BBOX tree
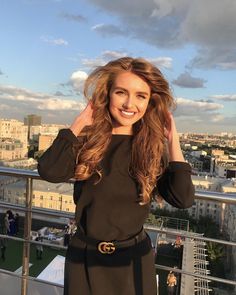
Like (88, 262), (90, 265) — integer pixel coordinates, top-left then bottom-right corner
(207, 242), (224, 262)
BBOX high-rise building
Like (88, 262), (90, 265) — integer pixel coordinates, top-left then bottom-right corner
(24, 114), (42, 126)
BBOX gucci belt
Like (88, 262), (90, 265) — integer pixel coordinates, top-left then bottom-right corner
(75, 228), (145, 255)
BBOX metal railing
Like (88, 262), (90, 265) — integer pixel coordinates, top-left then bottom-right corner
(0, 166), (236, 295)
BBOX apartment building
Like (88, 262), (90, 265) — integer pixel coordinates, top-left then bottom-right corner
(0, 138), (27, 160)
(3, 179), (75, 213)
(0, 119), (28, 160)
(29, 124), (66, 141)
(0, 119), (28, 146)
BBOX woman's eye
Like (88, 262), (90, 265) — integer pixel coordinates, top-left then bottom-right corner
(116, 91), (125, 96)
(138, 95), (146, 99)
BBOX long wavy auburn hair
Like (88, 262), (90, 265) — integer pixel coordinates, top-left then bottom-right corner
(74, 57), (175, 204)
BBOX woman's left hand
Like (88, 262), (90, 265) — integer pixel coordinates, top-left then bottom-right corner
(164, 112), (185, 162)
(164, 111), (175, 143)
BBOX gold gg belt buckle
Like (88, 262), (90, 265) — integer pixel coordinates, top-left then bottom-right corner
(98, 241), (116, 254)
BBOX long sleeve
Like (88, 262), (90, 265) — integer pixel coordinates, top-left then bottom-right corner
(37, 129), (80, 183)
(155, 161), (195, 209)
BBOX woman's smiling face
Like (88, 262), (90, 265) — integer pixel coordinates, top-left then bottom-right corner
(109, 71), (151, 134)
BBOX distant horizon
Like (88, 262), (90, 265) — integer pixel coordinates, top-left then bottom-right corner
(0, 1), (235, 133)
(1, 114), (236, 136)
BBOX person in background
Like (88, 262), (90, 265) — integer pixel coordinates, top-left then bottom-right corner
(38, 57), (195, 295)
(4, 213), (10, 235)
(6, 210), (16, 236)
(167, 271), (177, 295)
(35, 234), (43, 260)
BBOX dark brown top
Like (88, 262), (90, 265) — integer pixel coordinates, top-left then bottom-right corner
(37, 129), (195, 241)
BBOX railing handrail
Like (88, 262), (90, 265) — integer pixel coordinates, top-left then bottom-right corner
(1, 166), (236, 204)
(0, 230), (236, 287)
(1, 200), (235, 247)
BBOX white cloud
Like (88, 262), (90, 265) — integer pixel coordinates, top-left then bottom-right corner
(40, 35), (68, 46)
(211, 114), (224, 122)
(187, 48), (236, 70)
(173, 97), (229, 132)
(91, 23), (125, 37)
(172, 72), (207, 88)
(81, 50), (128, 69)
(81, 57), (106, 68)
(69, 71), (88, 92)
(60, 12), (87, 22)
(37, 98), (83, 110)
(87, 0), (236, 69)
(175, 97), (223, 118)
(0, 104), (10, 110)
(0, 84), (84, 111)
(0, 84), (87, 124)
(210, 94), (236, 102)
(80, 51), (172, 71)
(148, 57), (172, 69)
(102, 50), (128, 60)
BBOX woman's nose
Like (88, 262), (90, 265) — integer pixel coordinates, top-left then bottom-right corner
(122, 95), (134, 109)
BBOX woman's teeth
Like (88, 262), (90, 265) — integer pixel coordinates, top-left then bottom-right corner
(121, 110), (134, 116)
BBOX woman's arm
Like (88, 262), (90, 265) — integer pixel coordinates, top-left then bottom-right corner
(38, 102), (94, 183)
(37, 129), (80, 183)
(156, 162), (195, 209)
(155, 113), (195, 208)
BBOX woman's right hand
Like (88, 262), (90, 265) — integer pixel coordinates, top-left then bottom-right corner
(69, 101), (94, 136)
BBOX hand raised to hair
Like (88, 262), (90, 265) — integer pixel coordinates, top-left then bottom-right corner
(164, 112), (185, 162)
(164, 111), (176, 143)
(70, 101), (94, 136)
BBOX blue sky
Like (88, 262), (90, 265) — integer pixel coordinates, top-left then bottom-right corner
(0, 0), (236, 133)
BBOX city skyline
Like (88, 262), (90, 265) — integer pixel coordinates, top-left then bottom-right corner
(0, 0), (236, 133)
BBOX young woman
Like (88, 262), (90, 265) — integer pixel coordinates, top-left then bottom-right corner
(38, 57), (195, 295)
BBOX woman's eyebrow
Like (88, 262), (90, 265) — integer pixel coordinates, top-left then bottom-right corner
(113, 86), (127, 91)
